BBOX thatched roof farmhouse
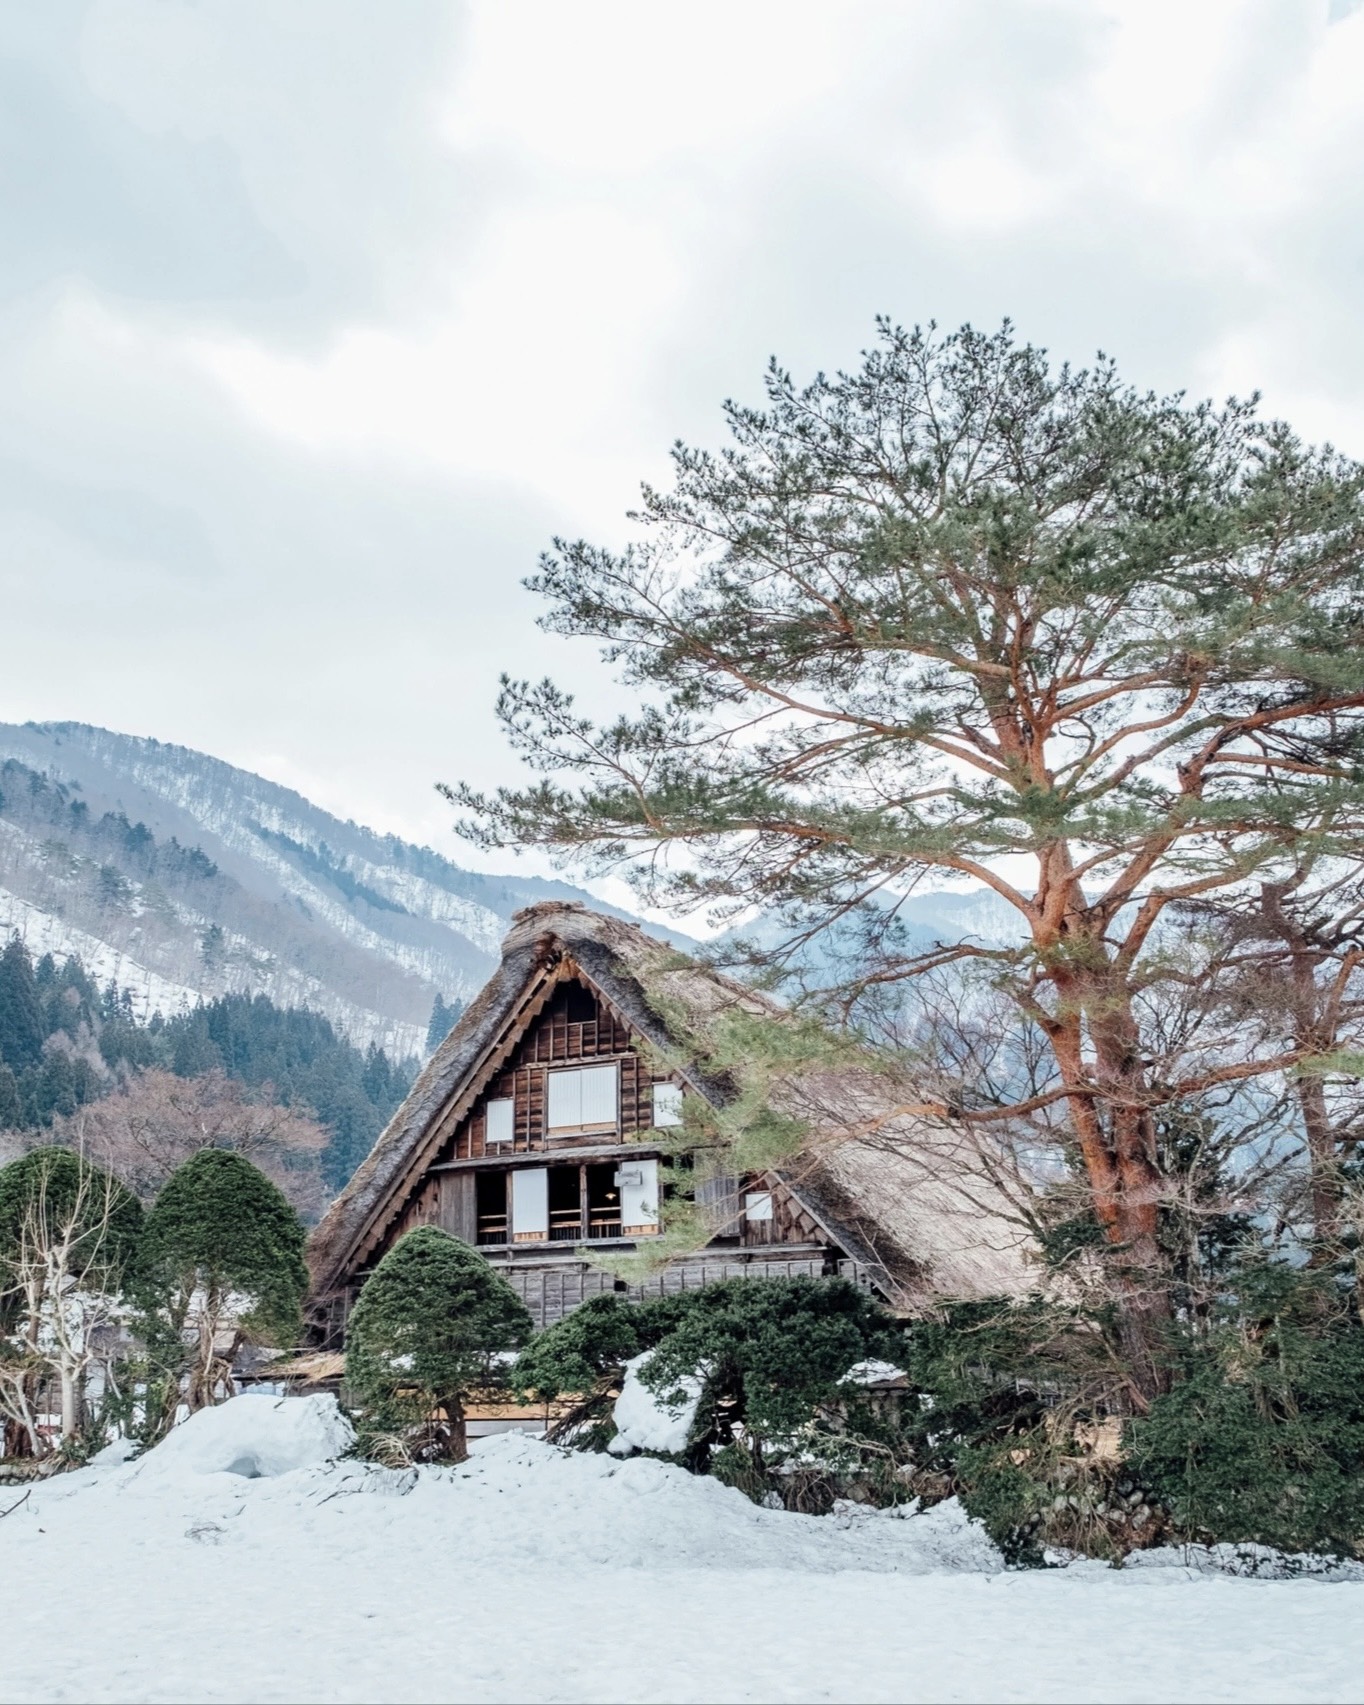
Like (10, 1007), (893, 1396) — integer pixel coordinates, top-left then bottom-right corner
(307, 904), (1037, 1336)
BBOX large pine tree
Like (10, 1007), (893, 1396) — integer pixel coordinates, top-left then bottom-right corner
(451, 321), (1364, 1399)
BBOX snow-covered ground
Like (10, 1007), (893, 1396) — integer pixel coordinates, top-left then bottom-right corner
(2, 1397), (1363, 1705)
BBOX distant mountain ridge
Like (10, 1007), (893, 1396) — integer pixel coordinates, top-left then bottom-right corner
(0, 721), (688, 1058)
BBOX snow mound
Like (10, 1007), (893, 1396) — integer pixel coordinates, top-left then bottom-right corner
(840, 1358), (907, 1387)
(436, 1432), (1004, 1575)
(10, 1428), (1364, 1702)
(135, 1394), (354, 1481)
(610, 1351), (703, 1454)
(827, 1492), (1005, 1573)
(88, 1437), (139, 1469)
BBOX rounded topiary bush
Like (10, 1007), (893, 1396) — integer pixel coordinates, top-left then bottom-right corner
(346, 1226), (533, 1462)
(141, 1148), (308, 1415)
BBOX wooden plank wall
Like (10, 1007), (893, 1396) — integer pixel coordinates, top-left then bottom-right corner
(385, 1170), (476, 1244)
(356, 982), (848, 1297)
(503, 1253), (830, 1328)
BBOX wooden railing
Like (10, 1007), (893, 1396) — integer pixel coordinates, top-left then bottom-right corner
(549, 1208), (583, 1242)
(475, 1213), (661, 1247)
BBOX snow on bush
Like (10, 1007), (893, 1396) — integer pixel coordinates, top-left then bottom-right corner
(609, 1351), (703, 1454)
(840, 1358), (906, 1387)
(134, 1393), (355, 1481)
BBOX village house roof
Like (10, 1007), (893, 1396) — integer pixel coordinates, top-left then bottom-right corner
(307, 903), (1039, 1313)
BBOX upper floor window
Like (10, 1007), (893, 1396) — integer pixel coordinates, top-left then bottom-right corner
(652, 1083), (684, 1128)
(485, 1097), (515, 1144)
(546, 1062), (619, 1133)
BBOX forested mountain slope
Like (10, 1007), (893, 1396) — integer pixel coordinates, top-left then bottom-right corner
(0, 721), (674, 1057)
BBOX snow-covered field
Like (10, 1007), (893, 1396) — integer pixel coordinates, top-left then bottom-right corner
(2, 1397), (1362, 1705)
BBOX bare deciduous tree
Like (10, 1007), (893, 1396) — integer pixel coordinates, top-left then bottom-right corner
(53, 1069), (327, 1216)
(0, 1149), (141, 1456)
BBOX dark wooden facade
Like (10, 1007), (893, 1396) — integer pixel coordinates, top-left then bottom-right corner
(338, 973), (858, 1328)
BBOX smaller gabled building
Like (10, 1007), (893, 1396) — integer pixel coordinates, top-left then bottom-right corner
(307, 904), (1036, 1336)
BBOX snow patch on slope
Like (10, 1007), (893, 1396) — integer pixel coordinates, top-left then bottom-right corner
(0, 884), (202, 1022)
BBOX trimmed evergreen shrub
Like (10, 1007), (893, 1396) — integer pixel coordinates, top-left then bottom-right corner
(0, 1146), (143, 1315)
(517, 1277), (905, 1502)
(522, 1271), (1364, 1557)
(513, 1292), (656, 1403)
(347, 1227), (533, 1462)
(0, 1145), (144, 1282)
(642, 1277), (902, 1459)
(1128, 1264), (1364, 1557)
(140, 1149), (308, 1417)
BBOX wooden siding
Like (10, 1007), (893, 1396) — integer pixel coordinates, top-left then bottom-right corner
(355, 975), (844, 1305)
(746, 1179), (826, 1248)
(451, 980), (665, 1162)
(501, 1250), (837, 1328)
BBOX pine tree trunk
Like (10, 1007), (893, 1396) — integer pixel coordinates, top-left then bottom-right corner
(447, 1396), (468, 1464)
(1261, 888), (1344, 1254)
(1044, 946), (1173, 1405)
(1298, 1071), (1339, 1252)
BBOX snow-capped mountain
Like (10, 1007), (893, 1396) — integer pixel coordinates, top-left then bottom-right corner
(0, 721), (681, 1058)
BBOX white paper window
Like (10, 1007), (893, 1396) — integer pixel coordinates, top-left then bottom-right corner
(511, 1168), (549, 1240)
(652, 1083), (684, 1128)
(546, 1063), (619, 1131)
(485, 1098), (514, 1144)
(617, 1157), (659, 1233)
(744, 1190), (773, 1223)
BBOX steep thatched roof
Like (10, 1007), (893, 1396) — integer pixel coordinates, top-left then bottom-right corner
(308, 903), (1038, 1312)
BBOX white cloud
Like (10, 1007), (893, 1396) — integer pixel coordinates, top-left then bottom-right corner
(438, 1), (853, 175)
(3, 0), (1364, 876)
(184, 200), (685, 520)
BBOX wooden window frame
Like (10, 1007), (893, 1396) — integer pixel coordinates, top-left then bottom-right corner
(545, 1062), (620, 1138)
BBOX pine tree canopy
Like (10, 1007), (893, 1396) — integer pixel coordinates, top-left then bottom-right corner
(453, 319), (1364, 921)
(140, 1149), (307, 1345)
(346, 1227), (533, 1430)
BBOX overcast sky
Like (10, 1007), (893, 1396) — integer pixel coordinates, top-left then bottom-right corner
(3, 0), (1364, 884)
